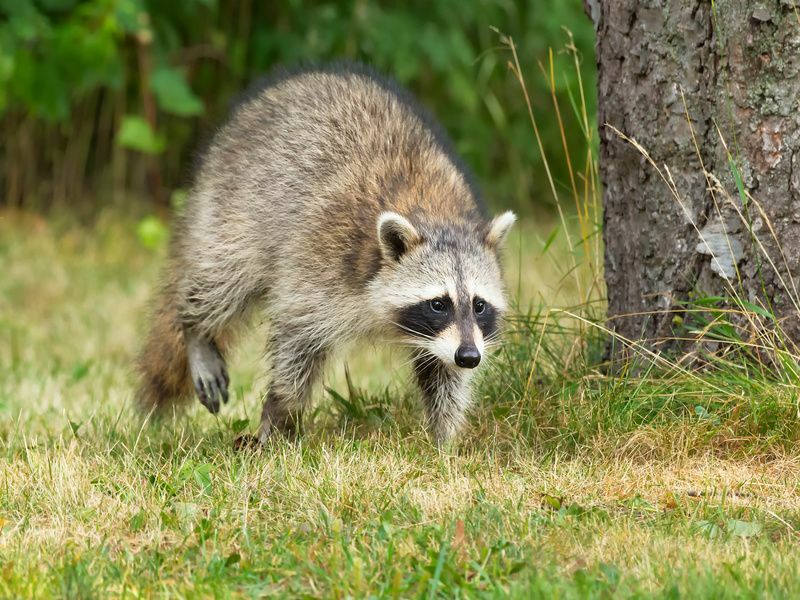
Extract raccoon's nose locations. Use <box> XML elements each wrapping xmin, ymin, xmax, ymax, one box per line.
<box><xmin>455</xmin><ymin>345</ymin><xmax>481</xmax><ymax>369</ymax></box>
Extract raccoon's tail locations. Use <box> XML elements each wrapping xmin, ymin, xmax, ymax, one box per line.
<box><xmin>135</xmin><ymin>275</ymin><xmax>194</xmax><ymax>417</ymax></box>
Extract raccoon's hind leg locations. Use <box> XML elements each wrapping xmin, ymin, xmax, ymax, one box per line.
<box><xmin>413</xmin><ymin>353</ymin><xmax>473</xmax><ymax>445</ymax></box>
<box><xmin>258</xmin><ymin>330</ymin><xmax>328</xmax><ymax>441</ymax></box>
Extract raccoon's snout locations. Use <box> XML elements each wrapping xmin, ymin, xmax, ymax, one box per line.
<box><xmin>455</xmin><ymin>344</ymin><xmax>481</xmax><ymax>369</ymax></box>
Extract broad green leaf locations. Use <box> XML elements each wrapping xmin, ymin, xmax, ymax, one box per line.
<box><xmin>151</xmin><ymin>66</ymin><xmax>203</xmax><ymax>116</ymax></box>
<box><xmin>70</xmin><ymin>360</ymin><xmax>90</xmax><ymax>381</ymax></box>
<box><xmin>117</xmin><ymin>115</ymin><xmax>164</xmax><ymax>154</ymax></box>
<box><xmin>541</xmin><ymin>494</ymin><xmax>563</xmax><ymax>511</ymax></box>
<box><xmin>727</xmin><ymin>519</ymin><xmax>762</xmax><ymax>538</ymax></box>
<box><xmin>231</xmin><ymin>418</ymin><xmax>249</xmax><ymax>434</ymax></box>
<box><xmin>129</xmin><ymin>509</ymin><xmax>147</xmax><ymax>532</ymax></box>
<box><xmin>225</xmin><ymin>552</ymin><xmax>240</xmax><ymax>567</ymax></box>
<box><xmin>136</xmin><ymin>215</ymin><xmax>168</xmax><ymax>250</ymax></box>
<box><xmin>193</xmin><ymin>463</ymin><xmax>213</xmax><ymax>493</ymax></box>
<box><xmin>113</xmin><ymin>0</ymin><xmax>146</xmax><ymax>33</ymax></box>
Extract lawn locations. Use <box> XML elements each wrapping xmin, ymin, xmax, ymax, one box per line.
<box><xmin>2</xmin><ymin>210</ymin><xmax>800</xmax><ymax>598</ymax></box>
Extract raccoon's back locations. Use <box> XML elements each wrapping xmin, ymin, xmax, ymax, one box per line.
<box><xmin>200</xmin><ymin>67</ymin><xmax>478</xmax><ymax>216</ymax></box>
<box><xmin>185</xmin><ymin>64</ymin><xmax>485</xmax><ymax>290</ymax></box>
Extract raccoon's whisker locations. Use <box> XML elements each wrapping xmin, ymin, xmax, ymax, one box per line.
<box><xmin>483</xmin><ymin>331</ymin><xmax>505</xmax><ymax>344</ymax></box>
<box><xmin>387</xmin><ymin>320</ymin><xmax>435</xmax><ymax>337</ymax></box>
<box><xmin>389</xmin><ymin>348</ymin><xmax>433</xmax><ymax>370</ymax></box>
<box><xmin>387</xmin><ymin>320</ymin><xmax>438</xmax><ymax>342</ymax></box>
<box><xmin>378</xmin><ymin>338</ymin><xmax>432</xmax><ymax>353</ymax></box>
<box><xmin>410</xmin><ymin>353</ymin><xmax>441</xmax><ymax>373</ymax></box>
<box><xmin>376</xmin><ymin>346</ymin><xmax>439</xmax><ymax>374</ymax></box>
<box><xmin>370</xmin><ymin>339</ymin><xmax>440</xmax><ymax>371</ymax></box>
<box><xmin>482</xmin><ymin>333</ymin><xmax>510</xmax><ymax>349</ymax></box>
<box><xmin>483</xmin><ymin>340</ymin><xmax>509</xmax><ymax>350</ymax></box>
<box><xmin>394</xmin><ymin>352</ymin><xmax>438</xmax><ymax>373</ymax></box>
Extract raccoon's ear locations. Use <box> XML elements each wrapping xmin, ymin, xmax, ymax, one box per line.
<box><xmin>485</xmin><ymin>211</ymin><xmax>517</xmax><ymax>249</ymax></box>
<box><xmin>377</xmin><ymin>212</ymin><xmax>421</xmax><ymax>262</ymax></box>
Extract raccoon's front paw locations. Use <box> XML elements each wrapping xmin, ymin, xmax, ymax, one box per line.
<box><xmin>187</xmin><ymin>340</ymin><xmax>229</xmax><ymax>414</ymax></box>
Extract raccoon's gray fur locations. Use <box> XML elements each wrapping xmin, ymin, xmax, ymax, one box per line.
<box><xmin>136</xmin><ymin>63</ymin><xmax>515</xmax><ymax>444</ymax></box>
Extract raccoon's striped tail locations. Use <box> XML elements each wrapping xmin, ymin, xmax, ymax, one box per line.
<box><xmin>136</xmin><ymin>277</ymin><xmax>194</xmax><ymax>417</ymax></box>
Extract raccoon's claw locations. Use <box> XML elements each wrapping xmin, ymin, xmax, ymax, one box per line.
<box><xmin>194</xmin><ymin>376</ymin><xmax>224</xmax><ymax>414</ymax></box>
<box><xmin>187</xmin><ymin>337</ymin><xmax>229</xmax><ymax>414</ymax></box>
<box><xmin>193</xmin><ymin>368</ymin><xmax>229</xmax><ymax>414</ymax></box>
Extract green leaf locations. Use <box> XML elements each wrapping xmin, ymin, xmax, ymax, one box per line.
<box><xmin>193</xmin><ymin>463</ymin><xmax>213</xmax><ymax>494</ymax></box>
<box><xmin>129</xmin><ymin>509</ymin><xmax>147</xmax><ymax>532</ymax></box>
<box><xmin>151</xmin><ymin>66</ymin><xmax>204</xmax><ymax>116</ymax></box>
<box><xmin>694</xmin><ymin>405</ymin><xmax>720</xmax><ymax>425</ymax></box>
<box><xmin>136</xmin><ymin>215</ymin><xmax>168</xmax><ymax>250</ymax></box>
<box><xmin>70</xmin><ymin>360</ymin><xmax>90</xmax><ymax>381</ymax></box>
<box><xmin>541</xmin><ymin>226</ymin><xmax>560</xmax><ymax>255</ymax></box>
<box><xmin>541</xmin><ymin>494</ymin><xmax>563</xmax><ymax>511</ymax></box>
<box><xmin>739</xmin><ymin>300</ymin><xmax>775</xmax><ymax>321</ymax></box>
<box><xmin>727</xmin><ymin>154</ymin><xmax>748</xmax><ymax>208</ymax></box>
<box><xmin>113</xmin><ymin>0</ymin><xmax>145</xmax><ymax>33</ymax></box>
<box><xmin>727</xmin><ymin>519</ymin><xmax>762</xmax><ymax>538</ymax></box>
<box><xmin>690</xmin><ymin>296</ymin><xmax>726</xmax><ymax>307</ymax></box>
<box><xmin>117</xmin><ymin>115</ymin><xmax>165</xmax><ymax>154</ymax></box>
<box><xmin>225</xmin><ymin>552</ymin><xmax>241</xmax><ymax>567</ymax></box>
<box><xmin>231</xmin><ymin>418</ymin><xmax>249</xmax><ymax>434</ymax></box>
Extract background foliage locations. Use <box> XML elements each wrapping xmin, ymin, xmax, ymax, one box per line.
<box><xmin>0</xmin><ymin>0</ymin><xmax>595</xmax><ymax>214</ymax></box>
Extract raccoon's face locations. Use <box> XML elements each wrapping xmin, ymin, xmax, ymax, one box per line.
<box><xmin>370</xmin><ymin>210</ymin><xmax>516</xmax><ymax>369</ymax></box>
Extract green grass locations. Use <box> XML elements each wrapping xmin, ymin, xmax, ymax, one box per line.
<box><xmin>3</xmin><ymin>210</ymin><xmax>800</xmax><ymax>598</ymax></box>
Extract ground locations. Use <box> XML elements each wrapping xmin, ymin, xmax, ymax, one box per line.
<box><xmin>2</xmin><ymin>210</ymin><xmax>800</xmax><ymax>598</ymax></box>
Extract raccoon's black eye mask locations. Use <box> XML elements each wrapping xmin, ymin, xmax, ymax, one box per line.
<box><xmin>396</xmin><ymin>295</ymin><xmax>498</xmax><ymax>340</ymax></box>
<box><xmin>397</xmin><ymin>296</ymin><xmax>454</xmax><ymax>337</ymax></box>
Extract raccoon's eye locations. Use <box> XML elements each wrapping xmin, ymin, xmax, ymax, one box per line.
<box><xmin>474</xmin><ymin>299</ymin><xmax>486</xmax><ymax>315</ymax></box>
<box><xmin>429</xmin><ymin>299</ymin><xmax>446</xmax><ymax>313</ymax></box>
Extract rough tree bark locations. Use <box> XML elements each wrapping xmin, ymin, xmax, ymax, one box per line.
<box><xmin>590</xmin><ymin>0</ymin><xmax>800</xmax><ymax>349</ymax></box>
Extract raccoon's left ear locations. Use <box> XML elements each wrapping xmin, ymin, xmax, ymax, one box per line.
<box><xmin>377</xmin><ymin>212</ymin><xmax>422</xmax><ymax>262</ymax></box>
<box><xmin>485</xmin><ymin>211</ymin><xmax>517</xmax><ymax>249</ymax></box>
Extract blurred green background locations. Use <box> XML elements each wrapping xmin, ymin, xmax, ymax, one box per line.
<box><xmin>0</xmin><ymin>0</ymin><xmax>595</xmax><ymax>216</ymax></box>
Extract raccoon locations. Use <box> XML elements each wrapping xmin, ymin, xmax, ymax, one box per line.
<box><xmin>136</xmin><ymin>63</ymin><xmax>516</xmax><ymax>444</ymax></box>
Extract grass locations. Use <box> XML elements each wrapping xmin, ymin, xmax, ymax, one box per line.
<box><xmin>4</xmin><ymin>31</ymin><xmax>800</xmax><ymax>599</ymax></box>
<box><xmin>3</xmin><ymin>210</ymin><xmax>800</xmax><ymax>598</ymax></box>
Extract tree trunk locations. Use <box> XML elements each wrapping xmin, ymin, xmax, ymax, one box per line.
<box><xmin>592</xmin><ymin>0</ymin><xmax>800</xmax><ymax>351</ymax></box>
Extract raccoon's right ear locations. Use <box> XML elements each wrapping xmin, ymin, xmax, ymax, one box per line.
<box><xmin>377</xmin><ymin>212</ymin><xmax>422</xmax><ymax>262</ymax></box>
<box><xmin>484</xmin><ymin>211</ymin><xmax>517</xmax><ymax>249</ymax></box>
